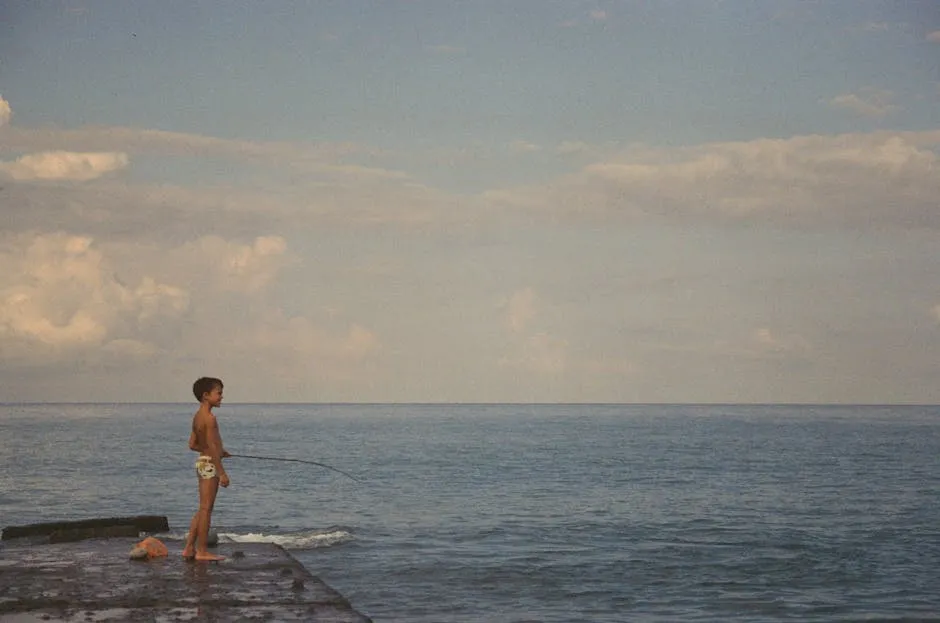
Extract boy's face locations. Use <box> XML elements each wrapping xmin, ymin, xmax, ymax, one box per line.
<box><xmin>203</xmin><ymin>386</ymin><xmax>223</xmax><ymax>408</ymax></box>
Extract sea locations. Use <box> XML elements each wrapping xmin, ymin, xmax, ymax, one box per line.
<box><xmin>1</xmin><ymin>403</ymin><xmax>939</xmax><ymax>622</ymax></box>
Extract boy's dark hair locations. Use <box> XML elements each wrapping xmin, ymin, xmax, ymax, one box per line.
<box><xmin>193</xmin><ymin>377</ymin><xmax>224</xmax><ymax>402</ymax></box>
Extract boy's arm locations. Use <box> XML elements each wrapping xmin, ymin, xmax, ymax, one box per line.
<box><xmin>188</xmin><ymin>429</ymin><xmax>199</xmax><ymax>452</ymax></box>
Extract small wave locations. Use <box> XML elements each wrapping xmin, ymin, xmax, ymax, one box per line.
<box><xmin>158</xmin><ymin>532</ymin><xmax>189</xmax><ymax>541</ymax></box>
<box><xmin>217</xmin><ymin>529</ymin><xmax>354</xmax><ymax>549</ymax></box>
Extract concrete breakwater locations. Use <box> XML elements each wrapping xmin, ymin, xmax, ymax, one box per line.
<box><xmin>0</xmin><ymin>517</ymin><xmax>372</xmax><ymax>622</ymax></box>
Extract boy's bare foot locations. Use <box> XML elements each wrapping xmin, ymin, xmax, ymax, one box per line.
<box><xmin>194</xmin><ymin>552</ymin><xmax>226</xmax><ymax>562</ymax></box>
<box><xmin>181</xmin><ymin>547</ymin><xmax>194</xmax><ymax>559</ymax></box>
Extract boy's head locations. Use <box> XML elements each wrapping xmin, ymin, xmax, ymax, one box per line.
<box><xmin>193</xmin><ymin>377</ymin><xmax>224</xmax><ymax>403</ymax></box>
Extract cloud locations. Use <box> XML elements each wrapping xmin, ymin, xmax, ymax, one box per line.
<box><xmin>0</xmin><ymin>100</ymin><xmax>459</xmax><ymax>234</ymax></box>
<box><xmin>827</xmin><ymin>88</ymin><xmax>898</xmax><ymax>118</ymax></box>
<box><xmin>0</xmin><ymin>232</ymin><xmax>292</xmax><ymax>360</ymax></box>
<box><xmin>0</xmin><ymin>232</ymin><xmax>187</xmax><ymax>359</ymax></box>
<box><xmin>1</xmin><ymin>166</ymin><xmax>475</xmax><ymax>243</ymax></box>
<box><xmin>0</xmin><ymin>95</ymin><xmax>10</xmax><ymax>128</ymax></box>
<box><xmin>175</xmin><ymin>235</ymin><xmax>291</xmax><ymax>294</ymax></box>
<box><xmin>236</xmin><ymin>310</ymin><xmax>381</xmax><ymax>382</ymax></box>
<box><xmin>508</xmin><ymin>140</ymin><xmax>541</xmax><ymax>154</ymax></box>
<box><xmin>0</xmin><ymin>99</ymin><xmax>130</xmax><ymax>183</ymax></box>
<box><xmin>0</xmin><ymin>124</ymin><xmax>375</xmax><ymax>169</ymax></box>
<box><xmin>927</xmin><ymin>30</ymin><xmax>940</xmax><ymax>43</ymax></box>
<box><xmin>0</xmin><ymin>151</ymin><xmax>129</xmax><ymax>181</ymax></box>
<box><xmin>101</xmin><ymin>338</ymin><xmax>159</xmax><ymax>359</ymax></box>
<box><xmin>0</xmin><ymin>230</ymin><xmax>381</xmax><ymax>388</ymax></box>
<box><xmin>486</xmin><ymin>130</ymin><xmax>940</xmax><ymax>230</ymax></box>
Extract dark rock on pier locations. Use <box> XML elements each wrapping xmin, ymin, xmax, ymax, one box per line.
<box><xmin>1</xmin><ymin>515</ymin><xmax>169</xmax><ymax>543</ymax></box>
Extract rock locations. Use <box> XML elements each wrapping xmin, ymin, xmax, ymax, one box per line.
<box><xmin>128</xmin><ymin>537</ymin><xmax>168</xmax><ymax>560</ymax></box>
<box><xmin>2</xmin><ymin>516</ymin><xmax>169</xmax><ymax>543</ymax></box>
<box><xmin>128</xmin><ymin>547</ymin><xmax>149</xmax><ymax>560</ymax></box>
<box><xmin>183</xmin><ymin>528</ymin><xmax>219</xmax><ymax>546</ymax></box>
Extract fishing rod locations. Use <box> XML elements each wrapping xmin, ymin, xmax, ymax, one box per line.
<box><xmin>228</xmin><ymin>454</ymin><xmax>363</xmax><ymax>482</ymax></box>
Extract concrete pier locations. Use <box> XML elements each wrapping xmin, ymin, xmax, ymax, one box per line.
<box><xmin>0</xmin><ymin>538</ymin><xmax>372</xmax><ymax>622</ymax></box>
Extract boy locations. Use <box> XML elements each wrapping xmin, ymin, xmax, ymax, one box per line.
<box><xmin>182</xmin><ymin>377</ymin><xmax>231</xmax><ymax>561</ymax></box>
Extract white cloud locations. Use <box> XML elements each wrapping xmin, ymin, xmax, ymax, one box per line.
<box><xmin>927</xmin><ymin>30</ymin><xmax>940</xmax><ymax>43</ymax></box>
<box><xmin>0</xmin><ymin>151</ymin><xmax>129</xmax><ymax>181</ymax></box>
<box><xmin>0</xmin><ymin>95</ymin><xmax>10</xmax><ymax>128</ymax></box>
<box><xmin>132</xmin><ymin>277</ymin><xmax>190</xmax><ymax>323</ymax></box>
<box><xmin>175</xmin><ymin>235</ymin><xmax>291</xmax><ymax>294</ymax></box>
<box><xmin>0</xmin><ymin>230</ymin><xmax>382</xmax><ymax>388</ymax></box>
<box><xmin>486</xmin><ymin>130</ymin><xmax>940</xmax><ymax>230</ymax></box>
<box><xmin>827</xmin><ymin>88</ymin><xmax>898</xmax><ymax>118</ymax></box>
<box><xmin>0</xmin><ymin>232</ymin><xmax>188</xmax><ymax>357</ymax></box>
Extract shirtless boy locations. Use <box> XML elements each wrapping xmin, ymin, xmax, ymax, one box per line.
<box><xmin>182</xmin><ymin>377</ymin><xmax>231</xmax><ymax>561</ymax></box>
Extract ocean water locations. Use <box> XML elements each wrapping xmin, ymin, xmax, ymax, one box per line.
<box><xmin>2</xmin><ymin>403</ymin><xmax>939</xmax><ymax>622</ymax></box>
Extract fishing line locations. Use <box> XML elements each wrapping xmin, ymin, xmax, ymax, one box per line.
<box><xmin>229</xmin><ymin>454</ymin><xmax>362</xmax><ymax>482</ymax></box>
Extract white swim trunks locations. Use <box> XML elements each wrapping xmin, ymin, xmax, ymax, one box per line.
<box><xmin>195</xmin><ymin>455</ymin><xmax>217</xmax><ymax>480</ymax></box>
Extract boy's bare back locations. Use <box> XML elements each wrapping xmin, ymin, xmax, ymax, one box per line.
<box><xmin>190</xmin><ymin>408</ymin><xmax>222</xmax><ymax>456</ymax></box>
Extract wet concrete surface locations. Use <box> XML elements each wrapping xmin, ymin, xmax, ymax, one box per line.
<box><xmin>0</xmin><ymin>539</ymin><xmax>372</xmax><ymax>622</ymax></box>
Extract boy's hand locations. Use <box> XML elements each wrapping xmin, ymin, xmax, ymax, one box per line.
<box><xmin>219</xmin><ymin>473</ymin><xmax>230</xmax><ymax>488</ymax></box>
<box><xmin>222</xmin><ymin>450</ymin><xmax>231</xmax><ymax>458</ymax></box>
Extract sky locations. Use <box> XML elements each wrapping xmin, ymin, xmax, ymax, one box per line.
<box><xmin>1</xmin><ymin>0</ymin><xmax>939</xmax><ymax>404</ymax></box>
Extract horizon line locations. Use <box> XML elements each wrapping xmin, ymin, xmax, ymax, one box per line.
<box><xmin>2</xmin><ymin>401</ymin><xmax>938</xmax><ymax>408</ymax></box>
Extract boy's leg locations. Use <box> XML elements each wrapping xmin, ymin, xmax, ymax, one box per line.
<box><xmin>182</xmin><ymin>511</ymin><xmax>199</xmax><ymax>558</ymax></box>
<box><xmin>194</xmin><ymin>476</ymin><xmax>224</xmax><ymax>561</ymax></box>
<box><xmin>181</xmin><ymin>472</ymin><xmax>206</xmax><ymax>558</ymax></box>
<box><xmin>181</xmin><ymin>473</ymin><xmax>201</xmax><ymax>559</ymax></box>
